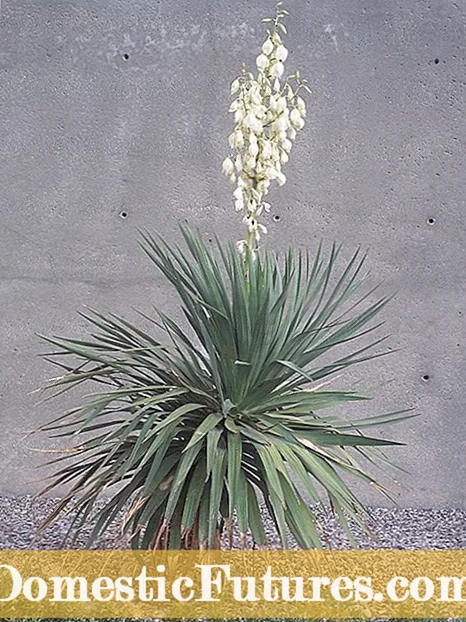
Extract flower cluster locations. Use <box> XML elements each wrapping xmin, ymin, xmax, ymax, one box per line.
<box><xmin>222</xmin><ymin>2</ymin><xmax>311</xmax><ymax>253</ymax></box>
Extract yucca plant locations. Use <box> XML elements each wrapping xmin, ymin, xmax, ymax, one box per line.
<box><xmin>36</xmin><ymin>228</ymin><xmax>410</xmax><ymax>549</ymax></box>
<box><xmin>35</xmin><ymin>3</ymin><xmax>411</xmax><ymax>549</ymax></box>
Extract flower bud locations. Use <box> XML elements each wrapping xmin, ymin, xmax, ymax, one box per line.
<box><xmin>288</xmin><ymin>127</ymin><xmax>297</xmax><ymax>140</ymax></box>
<box><xmin>275</xmin><ymin>44</ymin><xmax>288</xmax><ymax>62</ymax></box>
<box><xmin>271</xmin><ymin>61</ymin><xmax>284</xmax><ymax>79</ymax></box>
<box><xmin>262</xmin><ymin>38</ymin><xmax>274</xmax><ymax>56</ymax></box>
<box><xmin>256</xmin><ymin>53</ymin><xmax>269</xmax><ymax>71</ymax></box>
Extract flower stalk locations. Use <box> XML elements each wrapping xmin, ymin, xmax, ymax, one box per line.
<box><xmin>223</xmin><ymin>1</ymin><xmax>311</xmax><ymax>255</ymax></box>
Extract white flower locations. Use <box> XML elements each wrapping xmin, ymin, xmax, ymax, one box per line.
<box><xmin>282</xmin><ymin>138</ymin><xmax>292</xmax><ymax>152</ymax></box>
<box><xmin>280</xmin><ymin>151</ymin><xmax>289</xmax><ymax>164</ymax></box>
<box><xmin>257</xmin><ymin>180</ymin><xmax>269</xmax><ymax>194</ymax></box>
<box><xmin>231</xmin><ymin>78</ymin><xmax>240</xmax><ymax>94</ymax></box>
<box><xmin>244</xmin><ymin>112</ymin><xmax>254</xmax><ymax>129</ymax></box>
<box><xmin>262</xmin><ymin>140</ymin><xmax>272</xmax><ymax>158</ymax></box>
<box><xmin>277</xmin><ymin>97</ymin><xmax>287</xmax><ymax>113</ymax></box>
<box><xmin>296</xmin><ymin>117</ymin><xmax>305</xmax><ymax>130</ymax></box>
<box><xmin>262</xmin><ymin>38</ymin><xmax>274</xmax><ymax>56</ymax></box>
<box><xmin>235</xmin><ymin>199</ymin><xmax>244</xmax><ymax>211</ymax></box>
<box><xmin>229</xmin><ymin>100</ymin><xmax>239</xmax><ymax>113</ymax></box>
<box><xmin>245</xmin><ymin>156</ymin><xmax>256</xmax><ymax>171</ymax></box>
<box><xmin>276</xmin><ymin>171</ymin><xmax>286</xmax><ymax>185</ymax></box>
<box><xmin>275</xmin><ymin>115</ymin><xmax>289</xmax><ymax>132</ymax></box>
<box><xmin>263</xmin><ymin>202</ymin><xmax>271</xmax><ymax>212</ymax></box>
<box><xmin>288</xmin><ymin>127</ymin><xmax>297</xmax><ymax>140</ymax></box>
<box><xmin>252</xmin><ymin>104</ymin><xmax>267</xmax><ymax>118</ymax></box>
<box><xmin>290</xmin><ymin>108</ymin><xmax>302</xmax><ymax>127</ymax></box>
<box><xmin>271</xmin><ymin>61</ymin><xmax>284</xmax><ymax>79</ymax></box>
<box><xmin>234</xmin><ymin>130</ymin><xmax>244</xmax><ymax>148</ymax></box>
<box><xmin>250</xmin><ymin>88</ymin><xmax>262</xmax><ymax>106</ymax></box>
<box><xmin>297</xmin><ymin>96</ymin><xmax>306</xmax><ymax>116</ymax></box>
<box><xmin>235</xmin><ymin>154</ymin><xmax>242</xmax><ymax>171</ymax></box>
<box><xmin>256</xmin><ymin>53</ymin><xmax>269</xmax><ymax>71</ymax></box>
<box><xmin>236</xmin><ymin>240</ymin><xmax>246</xmax><ymax>254</ymax></box>
<box><xmin>222</xmin><ymin>157</ymin><xmax>235</xmax><ymax>176</ymax></box>
<box><xmin>273</xmin><ymin>78</ymin><xmax>281</xmax><ymax>91</ymax></box>
<box><xmin>248</xmin><ymin>141</ymin><xmax>259</xmax><ymax>157</ymax></box>
<box><xmin>277</xmin><ymin>130</ymin><xmax>287</xmax><ymax>142</ymax></box>
<box><xmin>252</xmin><ymin>117</ymin><xmax>263</xmax><ymax>134</ymax></box>
<box><xmin>275</xmin><ymin>44</ymin><xmax>288</xmax><ymax>62</ymax></box>
<box><xmin>229</xmin><ymin>173</ymin><xmax>236</xmax><ymax>184</ymax></box>
<box><xmin>234</xmin><ymin>108</ymin><xmax>245</xmax><ymax>123</ymax></box>
<box><xmin>233</xmin><ymin>186</ymin><xmax>243</xmax><ymax>200</ymax></box>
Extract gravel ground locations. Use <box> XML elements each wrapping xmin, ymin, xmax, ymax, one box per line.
<box><xmin>1</xmin><ymin>494</ymin><xmax>465</xmax><ymax>550</ymax></box>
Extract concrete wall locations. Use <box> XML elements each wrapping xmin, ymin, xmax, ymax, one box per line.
<box><xmin>1</xmin><ymin>0</ymin><xmax>465</xmax><ymax>506</ymax></box>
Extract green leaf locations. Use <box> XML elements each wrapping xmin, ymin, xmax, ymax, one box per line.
<box><xmin>208</xmin><ymin>447</ymin><xmax>227</xmax><ymax>546</ymax></box>
<box><xmin>183</xmin><ymin>411</ymin><xmax>222</xmax><ymax>452</ymax></box>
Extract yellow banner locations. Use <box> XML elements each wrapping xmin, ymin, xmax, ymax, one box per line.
<box><xmin>0</xmin><ymin>550</ymin><xmax>465</xmax><ymax>618</ymax></box>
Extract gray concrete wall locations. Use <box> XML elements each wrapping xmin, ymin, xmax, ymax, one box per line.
<box><xmin>1</xmin><ymin>0</ymin><xmax>465</xmax><ymax>506</ymax></box>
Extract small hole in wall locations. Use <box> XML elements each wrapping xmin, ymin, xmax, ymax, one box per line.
<box><xmin>434</xmin><ymin>58</ymin><xmax>440</xmax><ymax>64</ymax></box>
<box><xmin>427</xmin><ymin>217</ymin><xmax>435</xmax><ymax>225</ymax></box>
<box><xmin>422</xmin><ymin>374</ymin><xmax>430</xmax><ymax>382</ymax></box>
<box><xmin>119</xmin><ymin>211</ymin><xmax>128</xmax><ymax>219</ymax></box>
<box><xmin>123</xmin><ymin>53</ymin><xmax>130</xmax><ymax>60</ymax></box>
<box><xmin>273</xmin><ymin>215</ymin><xmax>281</xmax><ymax>222</ymax></box>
